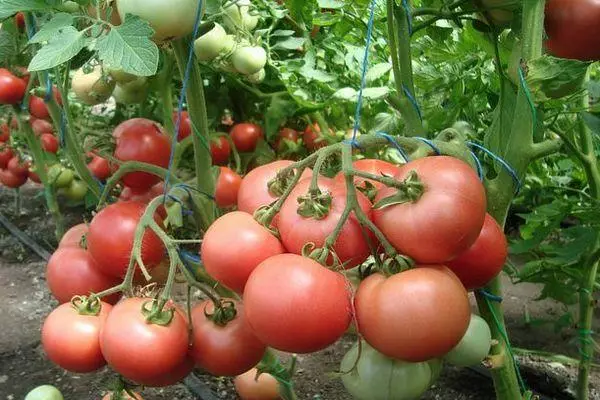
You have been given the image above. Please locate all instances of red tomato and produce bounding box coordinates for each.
[59,223,89,248]
[447,214,507,290]
[303,123,328,151]
[234,368,280,400]
[135,356,195,387]
[274,127,299,150]
[0,123,9,142]
[216,167,242,208]
[173,110,191,141]
[201,211,285,293]
[334,159,401,191]
[10,116,18,130]
[0,69,26,105]
[31,118,54,136]
[278,177,374,268]
[87,154,112,180]
[190,300,266,376]
[231,123,263,152]
[210,136,231,165]
[15,12,25,32]
[29,96,50,120]
[41,133,59,153]
[13,66,30,85]
[100,297,190,383]
[237,160,311,225]
[7,156,30,177]
[545,0,600,61]
[0,146,14,168]
[42,301,112,373]
[355,266,470,362]
[113,118,171,192]
[46,247,121,304]
[87,201,165,278]
[244,253,351,353]
[0,168,27,188]
[373,156,486,264]
[28,169,41,184]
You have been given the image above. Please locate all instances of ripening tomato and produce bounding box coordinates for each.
[0,168,27,188]
[373,156,486,264]
[355,266,470,362]
[231,123,263,152]
[7,156,30,177]
[32,119,54,136]
[0,123,9,142]
[278,177,375,268]
[87,154,112,180]
[15,12,25,32]
[234,368,280,400]
[87,201,165,278]
[28,169,41,184]
[444,314,492,367]
[210,136,231,165]
[216,167,242,208]
[173,110,191,141]
[545,0,600,61]
[46,248,121,304]
[113,118,171,192]
[303,123,329,151]
[447,214,507,290]
[0,68,26,105]
[29,89,62,120]
[201,211,285,293]
[190,300,266,376]
[0,146,14,168]
[42,301,112,373]
[243,254,352,353]
[274,127,299,151]
[133,356,194,387]
[41,134,59,153]
[59,223,89,248]
[334,159,401,191]
[100,297,190,383]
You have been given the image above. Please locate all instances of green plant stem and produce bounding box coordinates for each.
[159,55,176,139]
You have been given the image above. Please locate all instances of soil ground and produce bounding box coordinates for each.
[0,184,599,400]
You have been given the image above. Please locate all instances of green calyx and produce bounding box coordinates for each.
[71,295,103,316]
[268,169,300,198]
[382,255,414,276]
[373,171,424,210]
[296,188,332,219]
[205,299,238,327]
[142,300,175,326]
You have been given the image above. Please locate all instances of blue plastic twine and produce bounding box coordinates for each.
[467,141,522,194]
[470,150,484,181]
[401,0,413,36]
[477,289,503,303]
[402,84,422,121]
[376,132,410,162]
[414,136,440,155]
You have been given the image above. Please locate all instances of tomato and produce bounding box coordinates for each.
[334,159,401,191]
[59,223,89,248]
[32,119,54,136]
[136,356,195,387]
[115,0,203,41]
[0,169,26,188]
[0,68,26,105]
[278,177,374,268]
[46,247,120,304]
[194,22,229,62]
[234,368,280,400]
[216,167,242,208]
[42,301,112,373]
[223,3,260,31]
[201,211,285,293]
[15,12,25,32]
[231,123,263,152]
[41,133,59,153]
[373,156,486,264]
[48,165,74,188]
[25,385,64,400]
[63,179,89,201]
[247,69,266,84]
[88,154,112,180]
[355,266,470,362]
[232,46,268,75]
[100,297,189,383]
[0,146,14,168]
[87,201,165,278]
[0,123,9,142]
[303,123,329,151]
[210,136,231,165]
[237,160,311,224]
[173,110,191,141]
[29,96,50,120]
[7,156,30,177]
[190,300,266,376]
[545,0,600,61]
[273,127,299,151]
[447,214,507,290]
[112,78,148,104]
[72,65,116,105]
[28,169,41,184]
[243,253,351,353]
[444,314,492,367]
[113,118,171,191]
[102,391,143,400]
[340,340,438,400]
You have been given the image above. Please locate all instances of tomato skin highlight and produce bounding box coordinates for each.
[231,123,263,152]
[355,266,471,362]
[59,223,89,248]
[87,201,165,278]
[234,368,281,400]
[447,214,508,290]
[215,166,242,208]
[100,297,190,384]
[243,254,352,353]
[201,211,285,293]
[373,156,486,264]
[42,301,112,373]
[190,300,266,376]
[210,136,231,165]
[0,68,26,105]
[46,248,121,304]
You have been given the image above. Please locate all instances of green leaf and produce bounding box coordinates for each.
[526,55,590,100]
[166,203,184,228]
[271,30,296,37]
[366,62,392,82]
[28,26,86,71]
[29,13,74,44]
[332,87,357,100]
[317,0,344,9]
[582,112,600,137]
[272,37,306,50]
[313,12,341,26]
[96,15,159,77]
[300,68,336,83]
[362,87,389,99]
[0,30,17,63]
[264,94,298,140]
[0,0,52,19]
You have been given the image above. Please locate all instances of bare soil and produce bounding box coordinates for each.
[0,184,599,400]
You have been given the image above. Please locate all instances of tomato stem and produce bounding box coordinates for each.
[158,54,176,139]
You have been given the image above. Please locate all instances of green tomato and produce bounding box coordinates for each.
[72,65,116,105]
[247,68,265,84]
[116,0,204,42]
[48,165,75,189]
[223,1,259,31]
[113,77,149,104]
[340,340,436,400]
[232,46,267,75]
[194,23,229,62]
[25,385,64,400]
[444,314,492,367]
[109,69,138,84]
[57,1,80,12]
[62,179,88,201]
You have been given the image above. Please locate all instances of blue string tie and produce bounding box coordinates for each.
[476,289,503,303]
[467,141,522,194]
[414,136,440,155]
[375,131,410,162]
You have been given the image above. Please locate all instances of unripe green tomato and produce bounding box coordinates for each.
[223,2,259,31]
[444,314,492,367]
[109,69,138,84]
[48,165,74,188]
[57,1,80,12]
[232,46,267,75]
[247,68,265,84]
[116,0,204,42]
[72,65,116,105]
[25,385,64,400]
[194,23,229,62]
[113,77,149,104]
[62,179,88,201]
